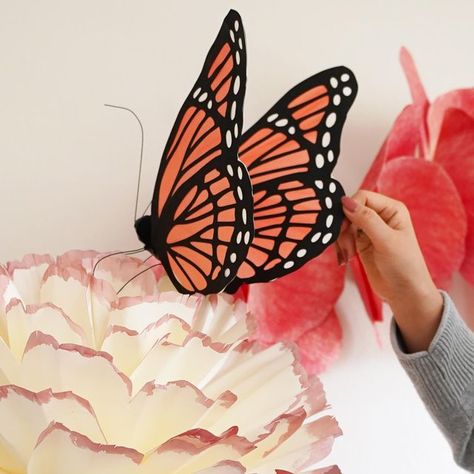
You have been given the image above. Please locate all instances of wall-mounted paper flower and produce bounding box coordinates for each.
[0,251,341,473]
[353,48,473,322]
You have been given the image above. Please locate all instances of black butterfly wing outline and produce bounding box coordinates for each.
[136,10,254,294]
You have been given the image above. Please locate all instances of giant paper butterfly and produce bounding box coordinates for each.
[135,9,357,295]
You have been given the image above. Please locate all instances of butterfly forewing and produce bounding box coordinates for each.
[148,10,254,294]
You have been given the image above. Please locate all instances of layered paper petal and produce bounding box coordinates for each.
[295,311,343,374]
[377,157,466,289]
[361,104,423,190]
[432,109,474,284]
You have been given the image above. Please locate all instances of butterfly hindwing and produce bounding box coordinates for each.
[227,67,357,290]
[146,10,254,294]
[154,159,253,294]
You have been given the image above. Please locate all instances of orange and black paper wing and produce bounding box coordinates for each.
[226,67,357,291]
[135,10,254,294]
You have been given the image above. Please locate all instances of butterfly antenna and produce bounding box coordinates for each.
[91,247,145,278]
[116,263,162,295]
[104,103,145,222]
[142,200,152,217]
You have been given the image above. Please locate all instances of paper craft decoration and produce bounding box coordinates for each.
[353,47,473,322]
[0,251,342,473]
[135,9,357,295]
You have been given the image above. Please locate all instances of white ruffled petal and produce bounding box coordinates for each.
[0,385,105,466]
[6,300,85,359]
[18,333,131,441]
[28,423,141,474]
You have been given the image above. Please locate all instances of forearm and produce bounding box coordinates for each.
[391,292,474,469]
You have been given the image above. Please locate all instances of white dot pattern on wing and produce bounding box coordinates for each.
[315,154,324,168]
[267,113,278,123]
[233,76,240,94]
[311,232,321,243]
[275,118,288,127]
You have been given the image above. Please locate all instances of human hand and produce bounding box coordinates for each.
[336,190,443,352]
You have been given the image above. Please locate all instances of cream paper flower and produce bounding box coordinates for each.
[0,250,340,473]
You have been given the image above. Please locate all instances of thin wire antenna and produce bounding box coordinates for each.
[91,247,145,277]
[104,103,145,222]
[116,263,162,295]
[142,200,152,217]
[87,246,147,348]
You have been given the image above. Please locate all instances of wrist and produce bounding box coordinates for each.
[388,283,443,353]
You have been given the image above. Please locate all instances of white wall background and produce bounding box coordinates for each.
[1,1,473,472]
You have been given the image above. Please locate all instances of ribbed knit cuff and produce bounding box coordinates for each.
[390,291,474,412]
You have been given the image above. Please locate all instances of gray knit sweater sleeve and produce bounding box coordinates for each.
[390,291,474,471]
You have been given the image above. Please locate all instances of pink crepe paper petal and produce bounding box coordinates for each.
[429,88,474,151]
[361,105,423,190]
[247,246,345,374]
[247,246,345,343]
[432,108,474,284]
[399,47,429,106]
[350,255,383,322]
[400,47,430,154]
[377,157,467,289]
[295,310,342,374]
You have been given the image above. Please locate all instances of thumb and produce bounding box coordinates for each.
[341,195,392,248]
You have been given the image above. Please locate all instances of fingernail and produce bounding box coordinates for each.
[341,196,359,212]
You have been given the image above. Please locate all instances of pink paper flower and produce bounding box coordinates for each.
[0,250,340,473]
[353,48,473,321]
[246,247,345,375]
